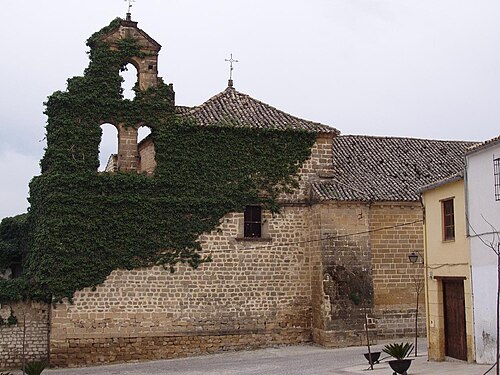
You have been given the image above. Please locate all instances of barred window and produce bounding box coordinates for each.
[494,157,500,201]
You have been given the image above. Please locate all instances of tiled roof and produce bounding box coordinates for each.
[175,106,192,114]
[314,135,478,202]
[312,179,372,202]
[466,134,500,155]
[177,86,338,134]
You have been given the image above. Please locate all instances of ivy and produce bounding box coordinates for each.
[6,312,18,326]
[0,215,29,272]
[0,18,316,303]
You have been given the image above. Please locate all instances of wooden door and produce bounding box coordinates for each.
[443,279,467,360]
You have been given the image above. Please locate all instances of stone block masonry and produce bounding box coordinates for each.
[369,203,427,339]
[375,307,426,339]
[370,203,423,303]
[51,330,310,367]
[5,133,428,367]
[47,182,428,367]
[49,205,317,367]
[313,202,374,347]
[0,302,49,370]
[311,202,427,346]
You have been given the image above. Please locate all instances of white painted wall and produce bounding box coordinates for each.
[466,140,500,364]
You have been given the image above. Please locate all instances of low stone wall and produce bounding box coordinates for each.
[50,328,310,367]
[312,327,377,348]
[0,302,49,370]
[312,310,378,348]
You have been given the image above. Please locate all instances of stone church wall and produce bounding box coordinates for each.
[369,203,427,339]
[39,132,428,366]
[290,134,334,202]
[48,133,332,367]
[311,201,427,346]
[0,302,49,370]
[49,205,316,367]
[309,204,326,337]
[312,202,373,347]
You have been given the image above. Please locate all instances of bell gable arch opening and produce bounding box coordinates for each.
[99,123,119,172]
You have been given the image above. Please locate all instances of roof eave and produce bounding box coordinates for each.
[419,173,464,194]
[465,135,500,156]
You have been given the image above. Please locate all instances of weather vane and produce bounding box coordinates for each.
[225,53,239,87]
[125,0,136,15]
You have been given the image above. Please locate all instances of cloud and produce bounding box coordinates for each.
[0,150,40,220]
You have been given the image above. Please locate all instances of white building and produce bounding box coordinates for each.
[466,135,500,364]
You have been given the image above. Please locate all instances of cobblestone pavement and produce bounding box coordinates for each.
[8,339,492,374]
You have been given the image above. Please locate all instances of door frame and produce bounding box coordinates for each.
[440,277,467,361]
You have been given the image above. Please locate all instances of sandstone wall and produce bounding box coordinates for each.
[0,302,49,370]
[44,133,430,366]
[138,137,156,174]
[312,202,374,346]
[311,201,426,345]
[310,205,325,334]
[49,206,316,367]
[117,123,139,172]
[369,203,426,339]
[49,133,334,367]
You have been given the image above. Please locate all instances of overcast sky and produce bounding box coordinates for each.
[1,0,499,219]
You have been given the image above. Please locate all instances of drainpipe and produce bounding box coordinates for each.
[421,193,432,358]
[464,155,476,363]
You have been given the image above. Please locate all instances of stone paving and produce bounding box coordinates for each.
[6,339,493,374]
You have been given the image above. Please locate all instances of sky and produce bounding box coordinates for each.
[0,0,499,219]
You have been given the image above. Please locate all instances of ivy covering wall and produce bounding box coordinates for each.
[0,18,316,303]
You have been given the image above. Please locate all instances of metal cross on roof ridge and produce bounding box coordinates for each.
[225,53,239,86]
[125,0,136,15]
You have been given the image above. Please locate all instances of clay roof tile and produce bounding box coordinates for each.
[314,135,478,202]
[178,87,338,134]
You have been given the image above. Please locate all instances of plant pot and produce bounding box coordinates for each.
[363,351,381,364]
[388,359,413,375]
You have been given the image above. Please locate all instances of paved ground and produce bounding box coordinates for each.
[8,339,494,374]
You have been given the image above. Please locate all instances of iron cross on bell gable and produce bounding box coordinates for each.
[225,53,239,87]
[125,0,136,14]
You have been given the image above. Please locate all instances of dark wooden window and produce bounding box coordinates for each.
[442,198,455,241]
[494,157,500,201]
[244,205,262,238]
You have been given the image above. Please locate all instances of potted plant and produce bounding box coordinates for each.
[23,361,47,375]
[363,351,381,365]
[382,342,414,375]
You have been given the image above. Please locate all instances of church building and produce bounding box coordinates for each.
[0,16,476,369]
